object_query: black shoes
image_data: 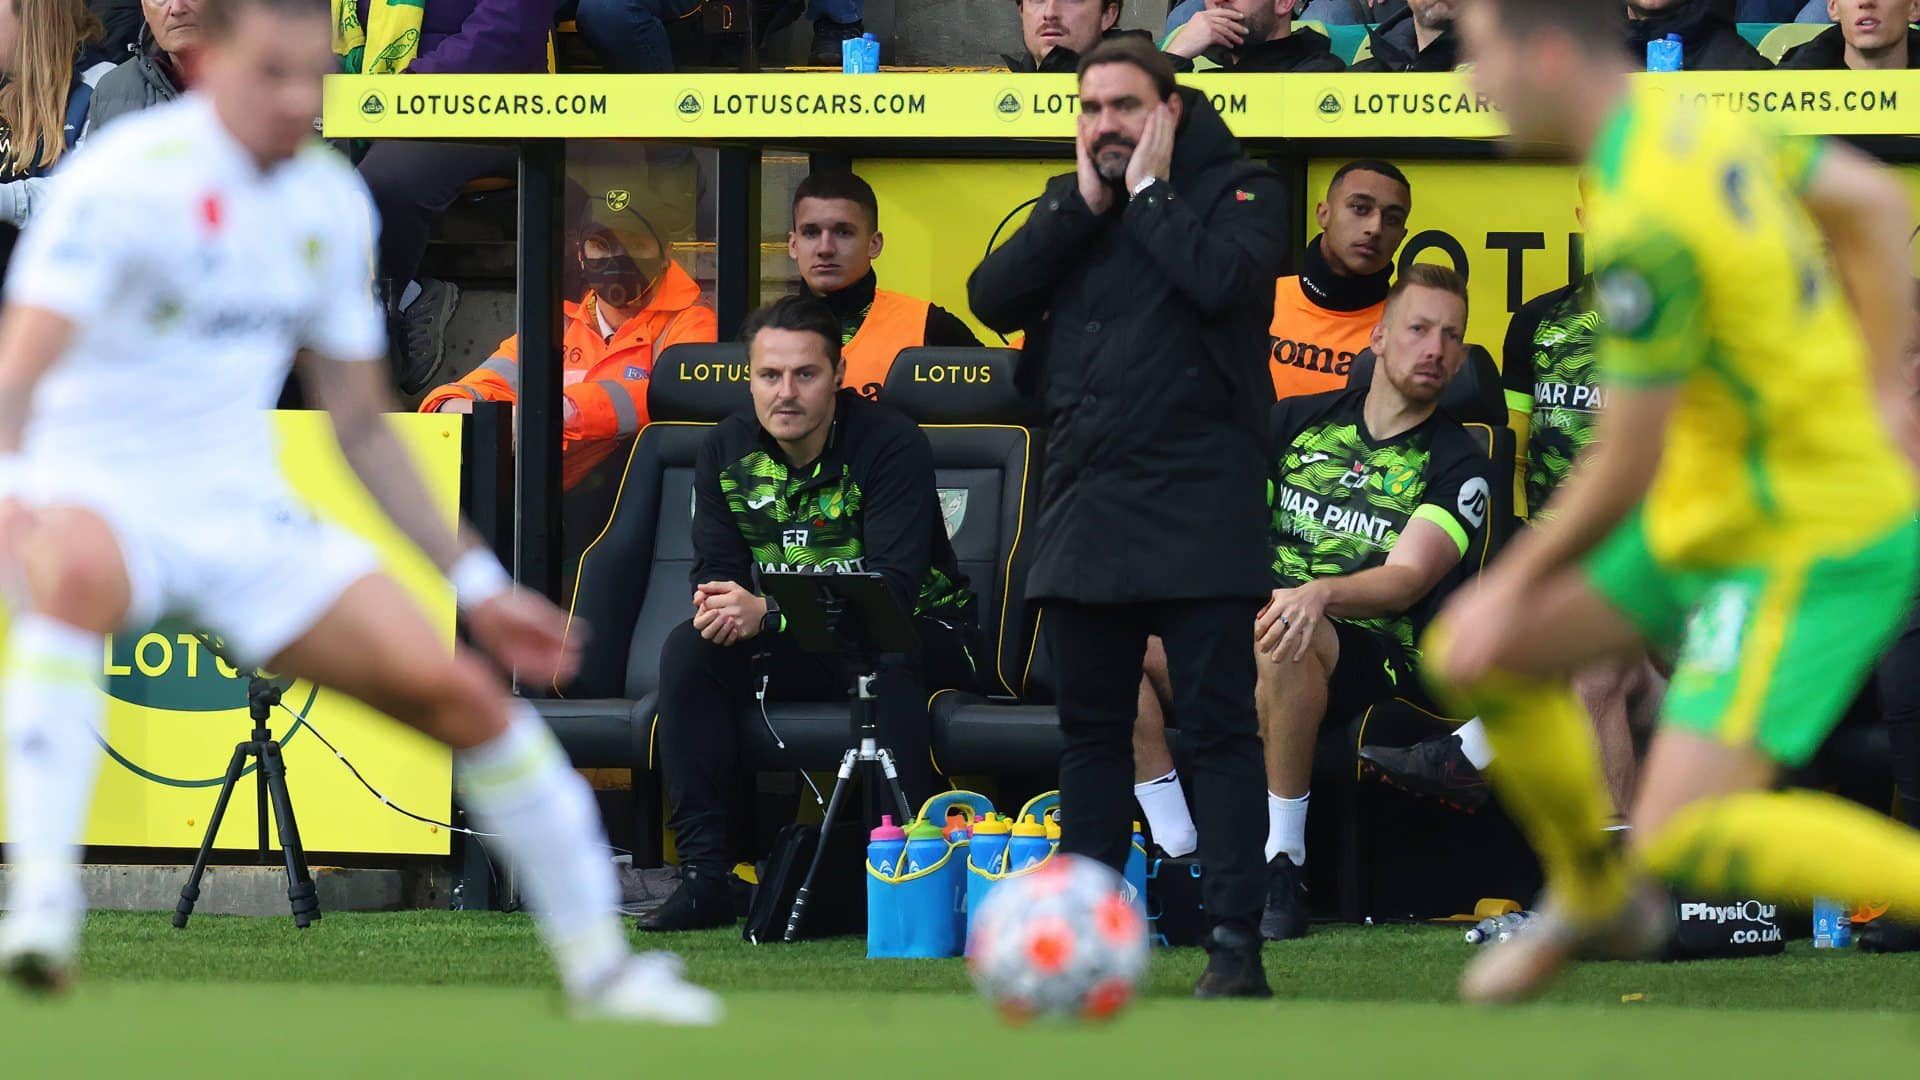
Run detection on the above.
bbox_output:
[391,277,460,396]
[1359,733,1492,812]
[636,866,736,932]
[1193,925,1272,999]
[809,18,865,66]
[1857,916,1920,953]
[1259,854,1310,942]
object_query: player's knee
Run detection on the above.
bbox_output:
[661,618,721,679]
[26,545,128,633]
[401,655,509,749]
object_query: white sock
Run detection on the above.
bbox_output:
[1454,718,1495,770]
[1132,770,1197,858]
[456,704,627,997]
[397,279,423,311]
[1,614,106,936]
[1265,791,1309,866]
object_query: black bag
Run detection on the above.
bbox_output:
[742,820,868,944]
[1146,856,1209,947]
[1668,895,1787,959]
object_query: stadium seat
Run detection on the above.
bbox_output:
[1756,22,1826,62]
[534,342,748,865]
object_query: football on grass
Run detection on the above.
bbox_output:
[967,854,1149,1023]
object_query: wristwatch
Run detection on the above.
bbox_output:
[1130,176,1163,200]
[759,596,784,637]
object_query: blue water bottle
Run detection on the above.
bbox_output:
[905,819,948,875]
[1647,33,1682,72]
[1124,821,1149,914]
[842,32,880,74]
[868,815,907,879]
[1813,899,1854,948]
[970,814,1012,875]
[1008,815,1052,872]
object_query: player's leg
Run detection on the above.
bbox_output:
[1630,524,1920,922]
[1131,636,1196,857]
[0,507,139,991]
[1571,657,1643,818]
[1251,618,1335,941]
[1424,520,1668,930]
[1156,596,1270,997]
[264,573,716,1023]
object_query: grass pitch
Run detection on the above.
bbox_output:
[4,912,1916,1077]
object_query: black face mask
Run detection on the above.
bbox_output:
[582,252,664,308]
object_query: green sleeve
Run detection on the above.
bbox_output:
[1594,226,1707,387]
[1774,132,1829,195]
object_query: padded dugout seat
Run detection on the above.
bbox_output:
[540,343,1040,865]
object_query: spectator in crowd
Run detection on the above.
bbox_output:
[1626,0,1772,68]
[563,0,700,72]
[344,0,556,395]
[970,39,1284,998]
[420,194,717,489]
[1251,266,1492,939]
[1270,160,1410,400]
[1780,0,1920,68]
[0,0,116,280]
[1005,0,1148,73]
[1164,0,1348,72]
[1352,0,1460,71]
[87,0,144,55]
[1797,0,1838,19]
[788,172,980,399]
[86,0,199,134]
[642,296,981,931]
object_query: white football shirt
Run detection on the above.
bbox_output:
[6,94,385,503]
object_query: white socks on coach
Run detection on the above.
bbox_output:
[1454,718,1495,770]
[456,704,627,998]
[1132,770,1198,858]
[1,614,107,940]
[1266,791,1309,867]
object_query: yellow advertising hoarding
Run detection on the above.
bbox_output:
[0,412,461,855]
[324,72,1920,141]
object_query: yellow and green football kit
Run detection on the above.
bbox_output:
[1428,84,1920,925]
[1580,84,1917,767]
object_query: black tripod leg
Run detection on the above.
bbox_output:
[259,742,320,928]
[874,749,913,824]
[783,749,859,944]
[174,742,254,929]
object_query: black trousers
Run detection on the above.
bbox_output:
[356,141,518,287]
[1877,604,1920,825]
[655,615,979,872]
[1045,598,1267,939]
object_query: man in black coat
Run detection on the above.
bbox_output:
[1625,0,1772,70]
[968,38,1284,999]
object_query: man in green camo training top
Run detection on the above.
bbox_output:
[642,296,982,932]
[1248,264,1494,941]
[1366,202,1658,819]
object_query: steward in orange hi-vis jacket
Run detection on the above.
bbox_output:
[421,195,717,488]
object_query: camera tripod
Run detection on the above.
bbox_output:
[173,675,319,929]
[758,572,922,944]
